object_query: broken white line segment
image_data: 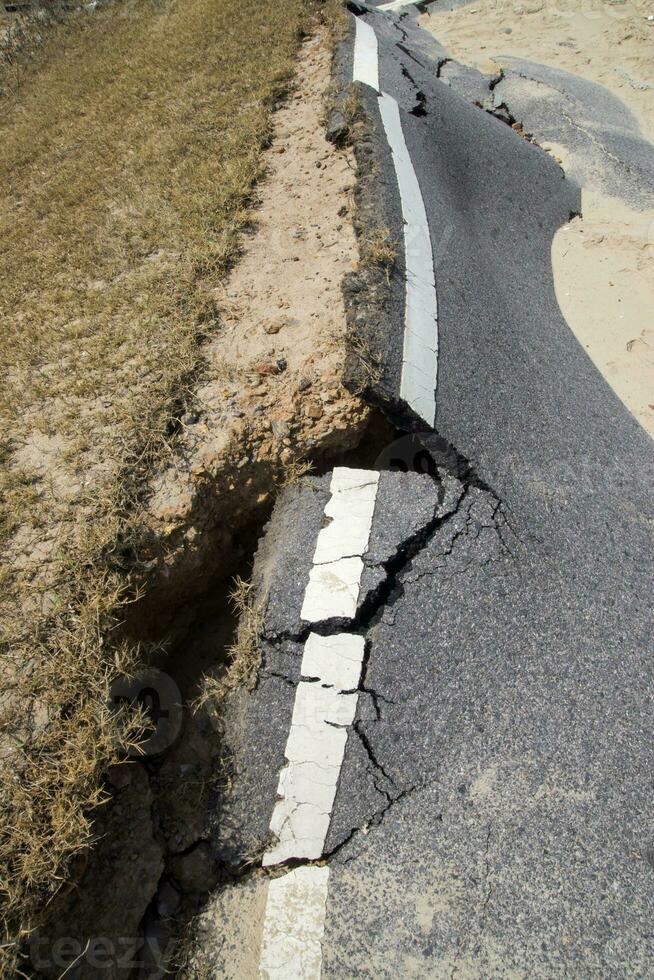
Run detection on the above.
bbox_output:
[352,15,438,428]
[301,631,366,690]
[263,633,365,866]
[258,467,381,977]
[300,467,380,623]
[352,15,379,92]
[259,866,330,980]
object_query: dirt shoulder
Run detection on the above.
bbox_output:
[143,30,369,617]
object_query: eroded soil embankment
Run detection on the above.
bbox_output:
[29,26,394,980]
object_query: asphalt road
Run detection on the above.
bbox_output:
[205,5,654,976]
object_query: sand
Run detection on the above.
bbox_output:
[422,0,654,436]
[554,190,653,435]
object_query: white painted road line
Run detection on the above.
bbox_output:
[300,467,379,623]
[352,15,438,428]
[263,639,364,865]
[379,90,438,426]
[300,557,365,623]
[302,632,366,690]
[258,469,379,975]
[259,866,330,979]
[263,681,358,865]
[353,16,379,92]
[312,469,379,564]
[262,633,365,867]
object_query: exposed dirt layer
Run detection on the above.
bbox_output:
[142,28,370,620]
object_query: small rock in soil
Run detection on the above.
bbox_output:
[255,362,281,376]
[304,400,324,420]
[326,109,348,146]
[262,315,288,334]
[271,420,290,439]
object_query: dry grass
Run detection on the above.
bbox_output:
[224,575,262,694]
[197,576,263,710]
[276,456,315,489]
[361,225,397,281]
[0,0,310,967]
[342,82,364,131]
[349,336,384,392]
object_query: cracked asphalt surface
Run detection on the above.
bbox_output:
[207,5,654,976]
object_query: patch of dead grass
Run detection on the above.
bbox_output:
[361,225,397,281]
[197,576,263,708]
[0,0,312,967]
[349,335,384,392]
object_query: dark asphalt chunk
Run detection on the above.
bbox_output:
[254,475,332,642]
[358,469,452,615]
[257,471,445,641]
[210,469,453,868]
[322,705,400,854]
[495,58,654,207]
[211,665,297,867]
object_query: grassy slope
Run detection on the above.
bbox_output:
[0,0,309,964]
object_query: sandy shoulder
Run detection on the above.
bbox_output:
[554,189,653,434]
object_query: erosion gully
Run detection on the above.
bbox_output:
[29,412,397,979]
